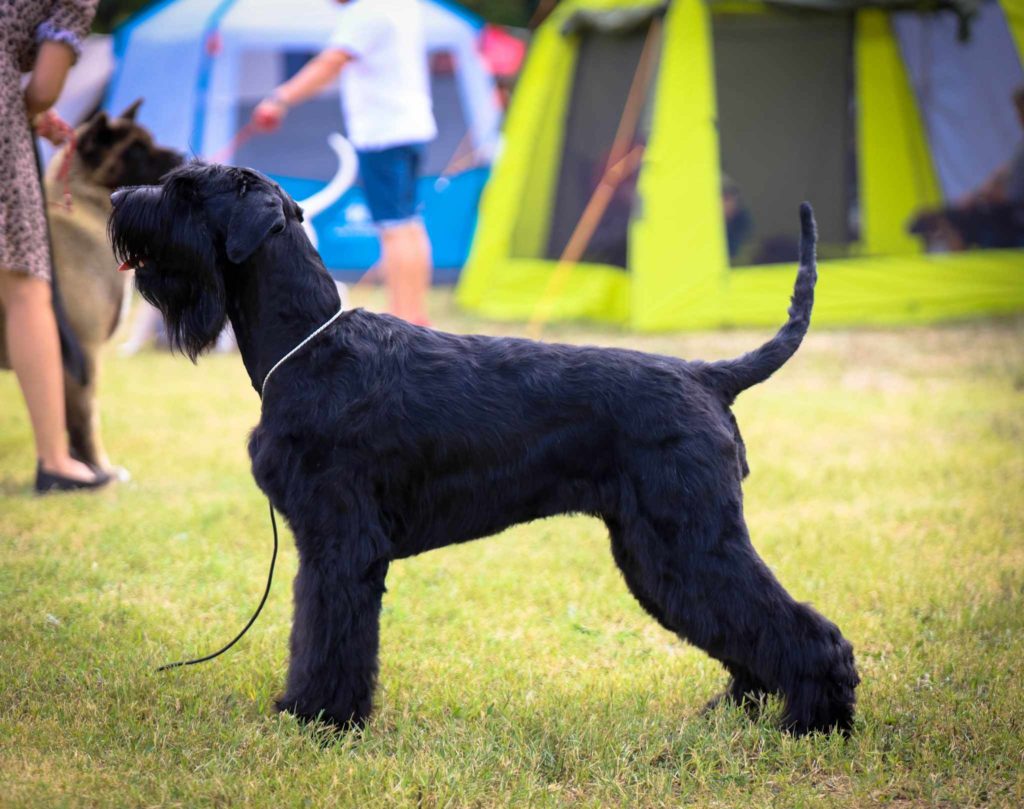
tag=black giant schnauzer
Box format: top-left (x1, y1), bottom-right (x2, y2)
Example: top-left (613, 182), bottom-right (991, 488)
top-left (110, 163), bottom-right (858, 736)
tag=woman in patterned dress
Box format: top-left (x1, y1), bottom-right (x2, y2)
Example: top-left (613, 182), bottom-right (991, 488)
top-left (0, 0), bottom-right (109, 492)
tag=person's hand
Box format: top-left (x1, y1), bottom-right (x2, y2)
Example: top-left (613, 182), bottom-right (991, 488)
top-left (33, 109), bottom-right (75, 145)
top-left (251, 98), bottom-right (287, 133)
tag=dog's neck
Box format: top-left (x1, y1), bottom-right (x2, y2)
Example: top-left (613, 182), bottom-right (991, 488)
top-left (224, 227), bottom-right (342, 394)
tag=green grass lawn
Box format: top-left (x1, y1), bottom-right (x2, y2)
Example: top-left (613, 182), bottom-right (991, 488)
top-left (2, 291), bottom-right (1023, 808)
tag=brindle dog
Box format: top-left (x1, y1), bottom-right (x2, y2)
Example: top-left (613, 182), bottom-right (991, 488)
top-left (0, 101), bottom-right (181, 473)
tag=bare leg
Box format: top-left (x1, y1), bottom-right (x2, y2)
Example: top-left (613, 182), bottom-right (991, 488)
top-left (379, 220), bottom-right (432, 326)
top-left (0, 270), bottom-right (101, 481)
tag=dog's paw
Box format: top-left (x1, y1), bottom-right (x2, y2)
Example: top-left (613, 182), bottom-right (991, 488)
top-left (274, 695), bottom-right (368, 733)
top-left (702, 678), bottom-right (768, 718)
top-left (781, 676), bottom-right (857, 737)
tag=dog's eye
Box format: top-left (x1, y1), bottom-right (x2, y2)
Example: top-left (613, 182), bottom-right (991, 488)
top-left (270, 222), bottom-right (285, 234)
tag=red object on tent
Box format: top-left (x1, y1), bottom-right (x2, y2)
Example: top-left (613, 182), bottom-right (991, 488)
top-left (479, 24), bottom-right (526, 79)
top-left (205, 30), bottom-right (222, 56)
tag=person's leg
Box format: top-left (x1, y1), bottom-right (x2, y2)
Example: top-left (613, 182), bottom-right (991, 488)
top-left (379, 220), bottom-right (432, 326)
top-left (0, 270), bottom-right (102, 481)
top-left (358, 145), bottom-right (432, 325)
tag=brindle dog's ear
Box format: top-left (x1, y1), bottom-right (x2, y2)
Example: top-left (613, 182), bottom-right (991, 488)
top-left (225, 188), bottom-right (286, 264)
top-left (77, 112), bottom-right (112, 162)
top-left (87, 110), bottom-right (110, 132)
top-left (119, 99), bottom-right (143, 121)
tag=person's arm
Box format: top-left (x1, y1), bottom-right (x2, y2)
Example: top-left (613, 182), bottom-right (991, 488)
top-left (978, 165), bottom-right (1010, 204)
top-left (24, 40), bottom-right (76, 118)
top-left (277, 49), bottom-right (352, 107)
top-left (24, 0), bottom-right (97, 140)
top-left (251, 50), bottom-right (352, 132)
top-left (957, 163), bottom-right (1010, 208)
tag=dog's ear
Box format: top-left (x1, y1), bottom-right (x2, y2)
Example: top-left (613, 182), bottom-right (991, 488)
top-left (77, 112), bottom-right (114, 170)
top-left (119, 99), bottom-right (143, 122)
top-left (225, 188), bottom-right (286, 264)
top-left (118, 99), bottom-right (143, 121)
top-left (85, 110), bottom-right (110, 134)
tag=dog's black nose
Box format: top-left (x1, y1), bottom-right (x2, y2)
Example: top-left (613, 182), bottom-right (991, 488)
top-left (110, 188), bottom-right (128, 207)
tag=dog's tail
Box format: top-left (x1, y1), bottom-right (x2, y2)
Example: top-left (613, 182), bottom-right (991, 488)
top-left (702, 203), bottom-right (817, 401)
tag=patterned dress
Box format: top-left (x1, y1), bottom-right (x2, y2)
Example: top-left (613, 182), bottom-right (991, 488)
top-left (0, 0), bottom-right (97, 281)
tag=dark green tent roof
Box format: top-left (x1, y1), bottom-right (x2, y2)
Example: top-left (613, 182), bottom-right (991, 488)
top-left (761, 0), bottom-right (979, 12)
top-left (562, 2), bottom-right (984, 40)
top-left (750, 0), bottom-right (982, 38)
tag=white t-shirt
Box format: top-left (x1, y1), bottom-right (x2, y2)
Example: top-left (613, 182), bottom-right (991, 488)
top-left (328, 0), bottom-right (438, 151)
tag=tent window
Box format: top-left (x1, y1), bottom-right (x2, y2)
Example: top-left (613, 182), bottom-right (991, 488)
top-left (233, 50), bottom-right (468, 181)
top-left (712, 12), bottom-right (857, 266)
top-left (539, 20), bottom-right (661, 269)
top-left (894, 0), bottom-right (1024, 203)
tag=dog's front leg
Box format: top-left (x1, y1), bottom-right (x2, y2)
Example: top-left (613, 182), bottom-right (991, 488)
top-left (275, 514), bottom-right (390, 730)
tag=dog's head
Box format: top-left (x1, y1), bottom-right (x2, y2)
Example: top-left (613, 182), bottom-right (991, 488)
top-left (76, 100), bottom-right (183, 189)
top-left (109, 162), bottom-right (305, 360)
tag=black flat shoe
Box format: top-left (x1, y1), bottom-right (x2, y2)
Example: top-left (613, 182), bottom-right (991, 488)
top-left (34, 462), bottom-right (112, 494)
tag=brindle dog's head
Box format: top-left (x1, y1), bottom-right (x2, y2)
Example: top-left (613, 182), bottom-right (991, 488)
top-left (76, 100), bottom-right (183, 189)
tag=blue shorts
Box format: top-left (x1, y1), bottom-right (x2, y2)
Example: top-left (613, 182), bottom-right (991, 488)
top-left (356, 144), bottom-right (424, 227)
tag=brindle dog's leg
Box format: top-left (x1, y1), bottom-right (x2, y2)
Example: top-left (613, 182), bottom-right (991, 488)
top-left (64, 354), bottom-right (110, 470)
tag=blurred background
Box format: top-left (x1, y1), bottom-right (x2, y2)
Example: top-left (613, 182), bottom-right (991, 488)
top-left (95, 0), bottom-right (544, 28)
top-left (7, 5), bottom-right (1024, 802)
top-left (46, 0), bottom-right (1024, 328)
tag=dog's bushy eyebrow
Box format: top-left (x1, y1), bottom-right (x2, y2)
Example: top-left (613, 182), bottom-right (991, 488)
top-left (160, 161), bottom-right (214, 200)
top-left (241, 170), bottom-right (280, 196)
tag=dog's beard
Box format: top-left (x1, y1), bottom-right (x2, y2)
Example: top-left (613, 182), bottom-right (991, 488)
top-left (110, 190), bottom-right (227, 362)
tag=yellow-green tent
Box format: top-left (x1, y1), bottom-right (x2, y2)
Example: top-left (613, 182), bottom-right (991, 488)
top-left (457, 0), bottom-right (1024, 330)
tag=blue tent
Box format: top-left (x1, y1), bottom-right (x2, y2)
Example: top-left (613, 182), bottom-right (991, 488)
top-left (106, 0), bottom-right (503, 277)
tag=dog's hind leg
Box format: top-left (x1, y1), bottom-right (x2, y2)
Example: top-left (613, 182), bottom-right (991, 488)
top-left (606, 508), bottom-right (857, 735)
top-left (275, 505), bottom-right (391, 730)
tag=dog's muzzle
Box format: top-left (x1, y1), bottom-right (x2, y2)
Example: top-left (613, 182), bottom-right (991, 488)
top-left (110, 186), bottom-right (154, 271)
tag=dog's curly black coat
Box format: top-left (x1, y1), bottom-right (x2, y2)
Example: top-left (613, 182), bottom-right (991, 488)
top-left (110, 163), bottom-right (859, 735)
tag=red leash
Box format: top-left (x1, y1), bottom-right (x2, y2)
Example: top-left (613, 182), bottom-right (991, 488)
top-left (49, 130), bottom-right (77, 213)
top-left (208, 122), bottom-right (258, 164)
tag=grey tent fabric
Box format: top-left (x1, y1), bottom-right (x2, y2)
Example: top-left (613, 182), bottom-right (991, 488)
top-left (894, 0), bottom-right (1024, 201)
top-left (712, 12), bottom-right (855, 264)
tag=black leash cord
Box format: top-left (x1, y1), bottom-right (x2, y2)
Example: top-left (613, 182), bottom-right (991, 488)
top-left (155, 305), bottom-right (342, 673)
top-left (156, 500), bottom-right (279, 672)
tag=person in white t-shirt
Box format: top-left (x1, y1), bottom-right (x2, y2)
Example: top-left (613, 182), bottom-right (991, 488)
top-left (251, 0), bottom-right (437, 326)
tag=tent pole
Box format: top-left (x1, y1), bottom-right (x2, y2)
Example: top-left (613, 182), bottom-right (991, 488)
top-left (526, 146), bottom-right (646, 337)
top-left (526, 16), bottom-right (663, 339)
